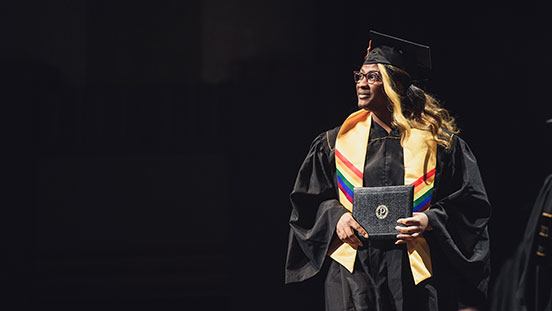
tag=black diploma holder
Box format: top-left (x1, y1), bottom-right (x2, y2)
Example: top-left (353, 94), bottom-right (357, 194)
top-left (352, 185), bottom-right (414, 240)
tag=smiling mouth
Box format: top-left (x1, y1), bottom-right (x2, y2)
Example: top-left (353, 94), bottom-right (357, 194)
top-left (358, 94), bottom-right (370, 99)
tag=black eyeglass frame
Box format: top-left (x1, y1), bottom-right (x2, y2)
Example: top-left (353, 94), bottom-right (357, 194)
top-left (353, 70), bottom-right (382, 84)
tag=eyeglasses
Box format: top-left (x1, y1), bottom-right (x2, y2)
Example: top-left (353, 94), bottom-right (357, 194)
top-left (353, 71), bottom-right (382, 84)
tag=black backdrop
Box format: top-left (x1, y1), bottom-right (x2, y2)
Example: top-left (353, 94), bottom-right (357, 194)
top-left (6, 1), bottom-right (552, 310)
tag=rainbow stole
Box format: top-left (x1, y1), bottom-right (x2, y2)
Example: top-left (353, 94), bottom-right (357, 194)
top-left (331, 109), bottom-right (436, 285)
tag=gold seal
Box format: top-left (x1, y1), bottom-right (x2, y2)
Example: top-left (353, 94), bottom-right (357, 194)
top-left (375, 204), bottom-right (389, 219)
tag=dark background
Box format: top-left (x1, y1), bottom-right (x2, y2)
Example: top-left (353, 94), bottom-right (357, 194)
top-left (6, 1), bottom-right (551, 310)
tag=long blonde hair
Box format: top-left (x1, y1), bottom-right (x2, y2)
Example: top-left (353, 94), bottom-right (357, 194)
top-left (377, 63), bottom-right (458, 148)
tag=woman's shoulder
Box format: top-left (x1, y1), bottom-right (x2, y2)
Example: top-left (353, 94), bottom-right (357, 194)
top-left (443, 132), bottom-right (471, 152)
top-left (437, 132), bottom-right (479, 168)
top-left (310, 126), bottom-right (341, 153)
top-left (436, 129), bottom-right (464, 151)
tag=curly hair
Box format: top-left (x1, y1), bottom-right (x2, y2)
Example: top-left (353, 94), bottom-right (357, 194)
top-left (377, 64), bottom-right (459, 148)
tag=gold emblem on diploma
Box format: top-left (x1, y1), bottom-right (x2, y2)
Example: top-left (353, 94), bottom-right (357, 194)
top-left (375, 204), bottom-right (389, 219)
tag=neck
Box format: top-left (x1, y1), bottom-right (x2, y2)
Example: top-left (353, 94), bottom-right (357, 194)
top-left (371, 111), bottom-right (393, 133)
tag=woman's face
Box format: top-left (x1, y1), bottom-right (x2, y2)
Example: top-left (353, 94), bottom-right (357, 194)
top-left (356, 64), bottom-right (388, 112)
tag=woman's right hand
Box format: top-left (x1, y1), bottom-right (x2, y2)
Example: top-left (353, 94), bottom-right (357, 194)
top-left (336, 212), bottom-right (369, 249)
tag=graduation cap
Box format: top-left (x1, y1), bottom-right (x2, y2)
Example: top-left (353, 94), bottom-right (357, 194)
top-left (364, 31), bottom-right (431, 80)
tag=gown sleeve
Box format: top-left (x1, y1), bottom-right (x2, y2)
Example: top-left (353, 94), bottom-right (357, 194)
top-left (285, 130), bottom-right (348, 284)
top-left (423, 134), bottom-right (492, 306)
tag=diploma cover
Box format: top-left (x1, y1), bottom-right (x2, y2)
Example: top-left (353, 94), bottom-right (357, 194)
top-left (353, 185), bottom-right (414, 239)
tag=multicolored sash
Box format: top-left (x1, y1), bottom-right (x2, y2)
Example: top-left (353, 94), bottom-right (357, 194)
top-left (330, 109), bottom-right (436, 285)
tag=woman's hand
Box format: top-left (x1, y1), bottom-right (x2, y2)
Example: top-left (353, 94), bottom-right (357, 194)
top-left (395, 212), bottom-right (430, 245)
top-left (336, 212), bottom-right (369, 249)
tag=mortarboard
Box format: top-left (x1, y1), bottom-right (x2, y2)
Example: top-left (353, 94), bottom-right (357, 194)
top-left (364, 30), bottom-right (431, 80)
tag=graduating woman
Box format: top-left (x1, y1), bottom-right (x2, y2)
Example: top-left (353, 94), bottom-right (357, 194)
top-left (285, 31), bottom-right (491, 311)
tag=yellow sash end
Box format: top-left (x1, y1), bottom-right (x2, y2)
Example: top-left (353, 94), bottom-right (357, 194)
top-left (406, 237), bottom-right (433, 284)
top-left (328, 242), bottom-right (356, 272)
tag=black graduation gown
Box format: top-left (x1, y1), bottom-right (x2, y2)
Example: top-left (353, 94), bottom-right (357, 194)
top-left (285, 121), bottom-right (491, 311)
top-left (490, 175), bottom-right (552, 311)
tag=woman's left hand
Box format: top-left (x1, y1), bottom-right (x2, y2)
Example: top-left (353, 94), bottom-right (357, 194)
top-left (395, 212), bottom-right (430, 245)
